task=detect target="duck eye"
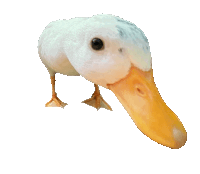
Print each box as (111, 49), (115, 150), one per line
(91, 38), (104, 50)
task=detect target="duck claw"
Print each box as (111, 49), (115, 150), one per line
(45, 94), (67, 108)
(82, 93), (112, 111)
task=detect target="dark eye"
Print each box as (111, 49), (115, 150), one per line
(91, 38), (104, 50)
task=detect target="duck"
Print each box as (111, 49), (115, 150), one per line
(38, 14), (187, 149)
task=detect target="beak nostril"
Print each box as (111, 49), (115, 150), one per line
(136, 87), (144, 95)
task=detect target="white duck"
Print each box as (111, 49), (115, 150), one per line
(38, 14), (187, 149)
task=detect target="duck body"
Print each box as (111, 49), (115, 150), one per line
(38, 17), (88, 76)
(38, 14), (151, 88)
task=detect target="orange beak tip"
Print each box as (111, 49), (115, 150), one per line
(172, 127), (187, 149)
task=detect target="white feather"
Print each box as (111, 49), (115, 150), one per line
(38, 14), (152, 88)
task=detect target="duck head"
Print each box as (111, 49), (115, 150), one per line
(64, 14), (187, 149)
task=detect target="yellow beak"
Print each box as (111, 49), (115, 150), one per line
(107, 65), (187, 149)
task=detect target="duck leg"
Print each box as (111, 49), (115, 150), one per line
(82, 84), (112, 111)
(45, 75), (67, 108)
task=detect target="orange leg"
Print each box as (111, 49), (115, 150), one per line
(82, 84), (112, 111)
(45, 75), (67, 108)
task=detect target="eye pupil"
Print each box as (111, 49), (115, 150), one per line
(91, 38), (104, 50)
